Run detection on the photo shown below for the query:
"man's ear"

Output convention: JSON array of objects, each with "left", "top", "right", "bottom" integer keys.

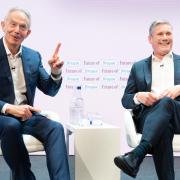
[
  {"left": 1, "top": 21, "right": 6, "bottom": 32},
  {"left": 26, "top": 29, "right": 31, "bottom": 38},
  {"left": 148, "top": 35, "right": 152, "bottom": 45}
]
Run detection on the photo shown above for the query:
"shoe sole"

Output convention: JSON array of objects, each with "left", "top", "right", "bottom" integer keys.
[{"left": 114, "top": 157, "right": 137, "bottom": 178}]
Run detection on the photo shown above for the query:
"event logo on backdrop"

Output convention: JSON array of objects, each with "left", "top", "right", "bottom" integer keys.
[{"left": 64, "top": 59, "right": 135, "bottom": 90}]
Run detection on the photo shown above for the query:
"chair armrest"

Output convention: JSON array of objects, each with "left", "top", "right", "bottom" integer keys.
[
  {"left": 40, "top": 110, "right": 60, "bottom": 122},
  {"left": 124, "top": 109, "right": 140, "bottom": 148}
]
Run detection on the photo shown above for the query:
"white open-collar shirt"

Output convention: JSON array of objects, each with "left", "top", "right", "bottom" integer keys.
[
  {"left": 3, "top": 37, "right": 27, "bottom": 106},
  {"left": 134, "top": 51, "right": 174, "bottom": 104}
]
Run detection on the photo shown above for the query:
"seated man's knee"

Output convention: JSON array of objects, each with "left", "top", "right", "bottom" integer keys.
[
  {"left": 56, "top": 122, "right": 64, "bottom": 132},
  {"left": 51, "top": 121, "right": 64, "bottom": 133},
  {"left": 158, "top": 97, "right": 173, "bottom": 107},
  {"left": 3, "top": 118, "right": 21, "bottom": 135}
]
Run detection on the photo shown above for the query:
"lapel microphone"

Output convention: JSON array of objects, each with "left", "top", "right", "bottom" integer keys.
[
  {"left": 160, "top": 64, "right": 164, "bottom": 67},
  {"left": 11, "top": 66, "right": 16, "bottom": 70}
]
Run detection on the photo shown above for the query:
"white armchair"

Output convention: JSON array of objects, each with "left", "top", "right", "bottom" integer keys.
[
  {"left": 0, "top": 110, "right": 60, "bottom": 180},
  {"left": 22, "top": 110, "right": 60, "bottom": 153},
  {"left": 124, "top": 109, "right": 180, "bottom": 152}
]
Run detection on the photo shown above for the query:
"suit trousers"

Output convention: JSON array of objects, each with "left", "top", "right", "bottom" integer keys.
[
  {"left": 139, "top": 97, "right": 180, "bottom": 180},
  {"left": 0, "top": 114, "right": 70, "bottom": 180}
]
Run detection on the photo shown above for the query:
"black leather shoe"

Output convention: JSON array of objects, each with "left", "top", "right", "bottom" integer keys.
[{"left": 114, "top": 152, "right": 141, "bottom": 178}]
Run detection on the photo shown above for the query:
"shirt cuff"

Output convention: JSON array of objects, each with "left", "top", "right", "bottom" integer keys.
[
  {"left": 51, "top": 69, "right": 62, "bottom": 80},
  {"left": 51, "top": 68, "right": 61, "bottom": 75},
  {"left": 133, "top": 93, "right": 141, "bottom": 105},
  {"left": 1, "top": 103, "right": 9, "bottom": 114}
]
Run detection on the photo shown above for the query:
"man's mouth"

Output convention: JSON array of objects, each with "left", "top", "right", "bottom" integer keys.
[
  {"left": 159, "top": 42, "right": 170, "bottom": 46},
  {"left": 12, "top": 35, "right": 20, "bottom": 41}
]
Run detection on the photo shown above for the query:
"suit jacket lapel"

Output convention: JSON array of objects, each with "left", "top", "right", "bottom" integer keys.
[
  {"left": 0, "top": 38, "right": 12, "bottom": 77},
  {"left": 21, "top": 47, "right": 30, "bottom": 80},
  {"left": 144, "top": 56, "right": 152, "bottom": 91},
  {"left": 173, "top": 53, "right": 180, "bottom": 85},
  {"left": 21, "top": 47, "right": 33, "bottom": 105},
  {"left": 0, "top": 38, "right": 15, "bottom": 103}
]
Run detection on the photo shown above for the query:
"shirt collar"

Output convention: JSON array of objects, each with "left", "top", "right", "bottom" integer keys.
[
  {"left": 152, "top": 51, "right": 173, "bottom": 62},
  {"left": 3, "top": 37, "right": 22, "bottom": 58}
]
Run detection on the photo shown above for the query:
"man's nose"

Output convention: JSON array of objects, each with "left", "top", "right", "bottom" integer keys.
[
  {"left": 14, "top": 25, "right": 20, "bottom": 33},
  {"left": 162, "top": 34, "right": 168, "bottom": 39}
]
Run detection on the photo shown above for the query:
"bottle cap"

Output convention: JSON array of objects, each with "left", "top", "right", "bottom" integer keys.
[{"left": 77, "top": 86, "right": 81, "bottom": 90}]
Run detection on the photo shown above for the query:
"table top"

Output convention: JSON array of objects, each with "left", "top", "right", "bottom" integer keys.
[{"left": 66, "top": 123, "right": 120, "bottom": 132}]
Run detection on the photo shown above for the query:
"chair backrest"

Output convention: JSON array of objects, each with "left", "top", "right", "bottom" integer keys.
[{"left": 124, "top": 109, "right": 180, "bottom": 152}]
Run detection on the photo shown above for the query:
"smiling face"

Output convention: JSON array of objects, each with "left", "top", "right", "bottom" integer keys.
[
  {"left": 1, "top": 10, "right": 31, "bottom": 54},
  {"left": 148, "top": 23, "right": 173, "bottom": 60}
]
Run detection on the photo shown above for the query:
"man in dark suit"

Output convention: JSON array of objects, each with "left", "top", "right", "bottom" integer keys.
[
  {"left": 114, "top": 20, "right": 180, "bottom": 180},
  {"left": 0, "top": 7, "right": 70, "bottom": 180}
]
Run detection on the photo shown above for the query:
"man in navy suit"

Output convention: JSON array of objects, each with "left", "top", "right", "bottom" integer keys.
[
  {"left": 114, "top": 20, "right": 180, "bottom": 180},
  {"left": 0, "top": 8, "right": 70, "bottom": 180}
]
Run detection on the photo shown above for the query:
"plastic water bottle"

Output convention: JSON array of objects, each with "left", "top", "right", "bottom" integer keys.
[{"left": 69, "top": 86, "right": 84, "bottom": 125}]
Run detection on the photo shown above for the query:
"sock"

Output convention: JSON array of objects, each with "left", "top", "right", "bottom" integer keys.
[{"left": 132, "top": 140, "right": 152, "bottom": 160}]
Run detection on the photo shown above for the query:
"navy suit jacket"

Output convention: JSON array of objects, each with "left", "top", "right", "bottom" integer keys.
[
  {"left": 121, "top": 53, "right": 180, "bottom": 131},
  {"left": 0, "top": 38, "right": 62, "bottom": 112}
]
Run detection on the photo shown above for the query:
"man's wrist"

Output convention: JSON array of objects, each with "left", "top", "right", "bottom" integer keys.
[
  {"left": 51, "top": 69, "right": 62, "bottom": 80},
  {"left": 133, "top": 93, "right": 141, "bottom": 105},
  {"left": 51, "top": 72, "right": 61, "bottom": 79},
  {"left": 1, "top": 103, "right": 10, "bottom": 114}
]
